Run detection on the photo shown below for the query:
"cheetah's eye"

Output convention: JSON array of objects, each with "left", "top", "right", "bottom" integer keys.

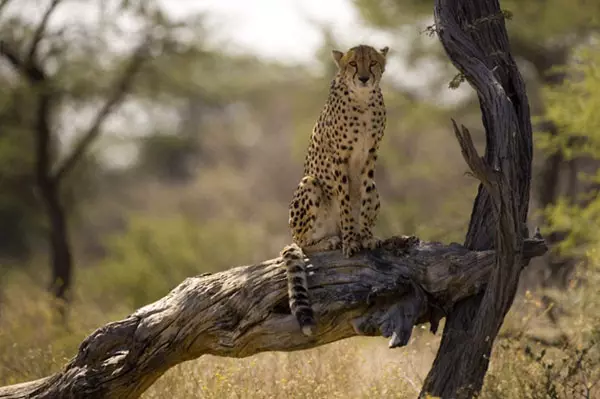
[
  {"left": 349, "top": 61, "right": 357, "bottom": 67},
  {"left": 370, "top": 61, "right": 377, "bottom": 67}
]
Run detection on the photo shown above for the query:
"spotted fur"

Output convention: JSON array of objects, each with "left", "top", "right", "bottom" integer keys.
[
  {"left": 283, "top": 44, "right": 389, "bottom": 335},
  {"left": 281, "top": 243, "right": 315, "bottom": 336}
]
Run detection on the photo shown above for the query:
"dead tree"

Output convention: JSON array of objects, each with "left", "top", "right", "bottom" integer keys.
[
  {"left": 420, "top": 0, "right": 535, "bottom": 397},
  {"left": 0, "top": 0, "right": 543, "bottom": 397}
]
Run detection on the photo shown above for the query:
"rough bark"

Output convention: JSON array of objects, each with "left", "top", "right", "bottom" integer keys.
[
  {"left": 421, "top": 0, "right": 534, "bottom": 397},
  {"left": 0, "top": 235, "right": 547, "bottom": 399}
]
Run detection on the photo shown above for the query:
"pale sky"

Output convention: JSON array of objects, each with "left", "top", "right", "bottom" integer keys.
[
  {"left": 162, "top": 0, "right": 469, "bottom": 102},
  {"left": 159, "top": 0, "right": 459, "bottom": 99},
  {"left": 162, "top": 0, "right": 378, "bottom": 64},
  {"left": 11, "top": 0, "right": 373, "bottom": 64},
  {"left": 8, "top": 0, "right": 455, "bottom": 95}
]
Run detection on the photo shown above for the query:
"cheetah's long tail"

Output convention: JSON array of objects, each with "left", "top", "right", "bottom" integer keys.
[{"left": 280, "top": 243, "right": 315, "bottom": 336}]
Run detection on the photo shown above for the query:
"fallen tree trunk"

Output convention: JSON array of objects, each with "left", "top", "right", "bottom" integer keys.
[{"left": 0, "top": 236, "right": 546, "bottom": 399}]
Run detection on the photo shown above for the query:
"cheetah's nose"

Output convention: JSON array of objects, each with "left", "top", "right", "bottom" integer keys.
[{"left": 358, "top": 76, "right": 369, "bottom": 83}]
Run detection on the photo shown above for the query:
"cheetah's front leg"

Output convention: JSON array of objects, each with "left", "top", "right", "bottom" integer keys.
[
  {"left": 359, "top": 151, "right": 382, "bottom": 250},
  {"left": 336, "top": 158, "right": 362, "bottom": 257}
]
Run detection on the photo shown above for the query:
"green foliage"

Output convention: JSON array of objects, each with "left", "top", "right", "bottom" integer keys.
[
  {"left": 448, "top": 73, "right": 465, "bottom": 90},
  {"left": 0, "top": 0, "right": 214, "bottom": 260},
  {"left": 540, "top": 50, "right": 600, "bottom": 160},
  {"left": 540, "top": 47, "right": 600, "bottom": 255},
  {"left": 540, "top": 197, "right": 600, "bottom": 257},
  {"left": 84, "top": 215, "right": 263, "bottom": 308}
]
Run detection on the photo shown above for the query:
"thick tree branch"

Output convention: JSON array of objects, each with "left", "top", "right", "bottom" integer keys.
[
  {"left": 0, "top": 41, "right": 46, "bottom": 82},
  {"left": 52, "top": 40, "right": 149, "bottom": 181},
  {"left": 0, "top": 236, "right": 547, "bottom": 398}
]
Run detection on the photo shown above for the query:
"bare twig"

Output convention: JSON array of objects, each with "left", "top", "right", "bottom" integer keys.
[{"left": 26, "top": 0, "right": 63, "bottom": 65}]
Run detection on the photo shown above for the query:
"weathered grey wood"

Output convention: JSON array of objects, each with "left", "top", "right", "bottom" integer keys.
[
  {"left": 0, "top": 236, "right": 546, "bottom": 399},
  {"left": 421, "top": 0, "right": 535, "bottom": 397}
]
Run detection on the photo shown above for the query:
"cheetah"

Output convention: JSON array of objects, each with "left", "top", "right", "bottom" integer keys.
[{"left": 281, "top": 44, "right": 389, "bottom": 335}]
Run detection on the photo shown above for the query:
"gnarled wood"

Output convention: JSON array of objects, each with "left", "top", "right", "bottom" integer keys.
[
  {"left": 0, "top": 236, "right": 546, "bottom": 399},
  {"left": 421, "top": 0, "right": 535, "bottom": 397}
]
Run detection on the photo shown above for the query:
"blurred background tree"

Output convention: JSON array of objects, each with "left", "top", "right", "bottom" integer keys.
[{"left": 0, "top": 0, "right": 184, "bottom": 309}]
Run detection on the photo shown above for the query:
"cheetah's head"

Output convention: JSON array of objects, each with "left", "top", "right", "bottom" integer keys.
[{"left": 332, "top": 45, "right": 389, "bottom": 90}]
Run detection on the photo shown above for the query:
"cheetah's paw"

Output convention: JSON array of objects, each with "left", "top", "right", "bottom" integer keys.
[
  {"left": 342, "top": 240, "right": 362, "bottom": 258},
  {"left": 361, "top": 236, "right": 382, "bottom": 251},
  {"left": 325, "top": 236, "right": 342, "bottom": 250}
]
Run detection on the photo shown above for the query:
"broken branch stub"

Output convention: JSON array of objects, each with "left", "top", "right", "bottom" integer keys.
[{"left": 0, "top": 235, "right": 546, "bottom": 399}]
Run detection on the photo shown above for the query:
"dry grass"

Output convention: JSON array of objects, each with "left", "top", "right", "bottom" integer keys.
[
  {"left": 0, "top": 270, "right": 436, "bottom": 398},
  {"left": 144, "top": 336, "right": 435, "bottom": 399},
  {"left": 0, "top": 272, "right": 129, "bottom": 386},
  {"left": 1, "top": 267, "right": 597, "bottom": 398}
]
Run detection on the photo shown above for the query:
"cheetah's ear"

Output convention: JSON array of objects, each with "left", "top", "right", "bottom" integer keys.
[
  {"left": 380, "top": 46, "right": 389, "bottom": 57},
  {"left": 332, "top": 50, "right": 344, "bottom": 67}
]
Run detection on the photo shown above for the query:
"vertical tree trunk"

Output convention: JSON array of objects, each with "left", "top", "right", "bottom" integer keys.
[
  {"left": 34, "top": 88, "right": 73, "bottom": 312},
  {"left": 42, "top": 181, "right": 73, "bottom": 304},
  {"left": 420, "top": 0, "right": 534, "bottom": 397}
]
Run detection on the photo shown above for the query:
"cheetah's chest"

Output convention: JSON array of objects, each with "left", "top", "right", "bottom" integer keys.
[
  {"left": 347, "top": 109, "right": 379, "bottom": 178},
  {"left": 345, "top": 107, "right": 381, "bottom": 218}
]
